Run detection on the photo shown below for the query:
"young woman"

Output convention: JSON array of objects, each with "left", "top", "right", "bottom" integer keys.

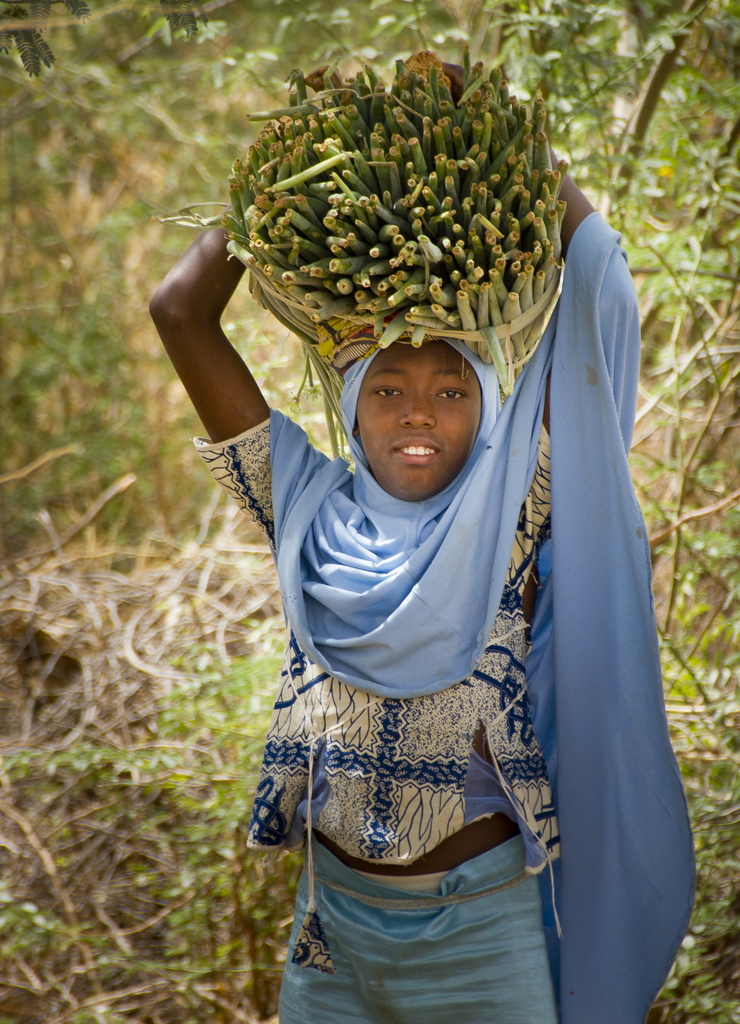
[{"left": 150, "top": 92, "right": 694, "bottom": 1024}]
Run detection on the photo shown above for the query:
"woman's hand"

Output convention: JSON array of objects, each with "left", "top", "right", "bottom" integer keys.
[{"left": 440, "top": 61, "right": 465, "bottom": 103}]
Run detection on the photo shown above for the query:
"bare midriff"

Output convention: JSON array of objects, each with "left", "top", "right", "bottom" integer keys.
[{"left": 315, "top": 812, "right": 519, "bottom": 876}]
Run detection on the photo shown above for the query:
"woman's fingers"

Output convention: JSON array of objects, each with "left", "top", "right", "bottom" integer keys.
[{"left": 441, "top": 62, "right": 464, "bottom": 104}]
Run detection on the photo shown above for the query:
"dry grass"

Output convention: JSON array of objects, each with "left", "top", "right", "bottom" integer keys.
[
  {"left": 0, "top": 498, "right": 280, "bottom": 753},
  {"left": 0, "top": 498, "right": 287, "bottom": 1024}
]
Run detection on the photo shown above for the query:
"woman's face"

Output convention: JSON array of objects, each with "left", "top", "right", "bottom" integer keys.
[{"left": 354, "top": 340, "right": 482, "bottom": 502}]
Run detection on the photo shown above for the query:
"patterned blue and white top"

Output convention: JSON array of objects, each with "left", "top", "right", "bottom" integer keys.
[{"left": 195, "top": 419, "right": 559, "bottom": 873}]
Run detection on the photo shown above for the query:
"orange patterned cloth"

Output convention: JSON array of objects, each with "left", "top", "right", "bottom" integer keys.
[{"left": 314, "top": 319, "right": 380, "bottom": 374}]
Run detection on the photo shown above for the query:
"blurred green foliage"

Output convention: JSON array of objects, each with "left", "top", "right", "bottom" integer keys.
[
  {"left": 0, "top": 2, "right": 206, "bottom": 76},
  {"left": 2, "top": 0, "right": 739, "bottom": 1020},
  {"left": 0, "top": 649, "right": 300, "bottom": 1022}
]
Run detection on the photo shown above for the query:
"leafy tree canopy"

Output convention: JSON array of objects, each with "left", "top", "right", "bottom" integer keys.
[{"left": 0, "top": 0, "right": 204, "bottom": 75}]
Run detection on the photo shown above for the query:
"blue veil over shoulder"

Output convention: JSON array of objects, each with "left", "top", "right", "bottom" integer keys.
[
  {"left": 529, "top": 214, "right": 695, "bottom": 1020},
  {"left": 268, "top": 213, "right": 694, "bottom": 1023}
]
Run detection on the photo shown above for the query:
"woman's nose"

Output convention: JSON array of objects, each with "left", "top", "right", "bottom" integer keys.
[{"left": 401, "top": 395, "right": 435, "bottom": 427}]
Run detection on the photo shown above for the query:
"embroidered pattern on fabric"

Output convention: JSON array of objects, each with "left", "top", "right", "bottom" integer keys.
[
  {"left": 201, "top": 421, "right": 559, "bottom": 865},
  {"left": 196, "top": 423, "right": 274, "bottom": 546},
  {"left": 291, "top": 909, "right": 336, "bottom": 974},
  {"left": 247, "top": 599, "right": 559, "bottom": 864}
]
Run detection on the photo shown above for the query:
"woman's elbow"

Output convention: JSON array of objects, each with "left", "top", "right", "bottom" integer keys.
[{"left": 149, "top": 281, "right": 189, "bottom": 334}]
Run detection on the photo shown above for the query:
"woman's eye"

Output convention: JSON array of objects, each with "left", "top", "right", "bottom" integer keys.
[
  {"left": 440, "top": 389, "right": 464, "bottom": 399},
  {"left": 376, "top": 387, "right": 400, "bottom": 397}
]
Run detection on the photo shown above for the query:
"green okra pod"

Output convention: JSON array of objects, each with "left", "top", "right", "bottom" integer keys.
[
  {"left": 502, "top": 291, "right": 521, "bottom": 323},
  {"left": 410, "top": 324, "right": 427, "bottom": 346},
  {"left": 246, "top": 102, "right": 320, "bottom": 121},
  {"left": 429, "top": 281, "right": 458, "bottom": 307},
  {"left": 431, "top": 303, "right": 463, "bottom": 326},
  {"left": 283, "top": 208, "right": 326, "bottom": 244},
  {"left": 550, "top": 166, "right": 566, "bottom": 201},
  {"left": 533, "top": 131, "right": 551, "bottom": 177},
  {"left": 389, "top": 161, "right": 403, "bottom": 205},
  {"left": 353, "top": 217, "right": 379, "bottom": 244},
  {"left": 546, "top": 208, "right": 562, "bottom": 263},
  {"left": 533, "top": 269, "right": 546, "bottom": 303},
  {"left": 456, "top": 288, "right": 478, "bottom": 331},
  {"left": 489, "top": 266, "right": 509, "bottom": 308},
  {"left": 432, "top": 123, "right": 447, "bottom": 159},
  {"left": 518, "top": 265, "right": 534, "bottom": 310},
  {"left": 477, "top": 281, "right": 492, "bottom": 328}
]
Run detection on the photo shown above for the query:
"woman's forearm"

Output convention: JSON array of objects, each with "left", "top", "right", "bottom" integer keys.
[
  {"left": 150, "top": 228, "right": 269, "bottom": 443},
  {"left": 549, "top": 147, "right": 596, "bottom": 257},
  {"left": 557, "top": 171, "right": 596, "bottom": 258}
]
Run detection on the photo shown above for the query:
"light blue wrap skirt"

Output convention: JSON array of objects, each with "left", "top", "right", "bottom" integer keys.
[{"left": 279, "top": 835, "right": 560, "bottom": 1024}]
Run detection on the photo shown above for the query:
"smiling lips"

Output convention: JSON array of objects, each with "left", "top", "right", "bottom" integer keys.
[{"left": 396, "top": 444, "right": 439, "bottom": 458}]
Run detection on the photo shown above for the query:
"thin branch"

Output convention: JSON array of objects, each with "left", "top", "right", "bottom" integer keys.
[
  {"left": 723, "top": 109, "right": 740, "bottom": 158},
  {"left": 14, "top": 473, "right": 137, "bottom": 568},
  {"left": 0, "top": 1, "right": 130, "bottom": 34},
  {"left": 631, "top": 267, "right": 740, "bottom": 284},
  {"left": 45, "top": 981, "right": 171, "bottom": 1024},
  {"left": 118, "top": 891, "right": 194, "bottom": 936},
  {"left": 657, "top": 629, "right": 710, "bottom": 702},
  {"left": 649, "top": 484, "right": 740, "bottom": 549},
  {"left": 0, "top": 797, "right": 104, "bottom": 994},
  {"left": 0, "top": 445, "right": 78, "bottom": 485},
  {"left": 114, "top": 0, "right": 240, "bottom": 67},
  {"left": 0, "top": 798, "right": 78, "bottom": 920}
]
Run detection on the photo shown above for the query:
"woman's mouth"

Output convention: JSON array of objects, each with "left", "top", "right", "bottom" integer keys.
[
  {"left": 393, "top": 443, "right": 440, "bottom": 465},
  {"left": 399, "top": 446, "right": 437, "bottom": 456}
]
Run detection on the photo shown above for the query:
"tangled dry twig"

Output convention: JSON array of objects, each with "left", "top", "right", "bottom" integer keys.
[
  {"left": 0, "top": 498, "right": 281, "bottom": 754},
  {"left": 0, "top": 497, "right": 286, "bottom": 1023}
]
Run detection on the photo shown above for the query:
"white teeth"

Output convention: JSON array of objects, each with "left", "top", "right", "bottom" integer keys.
[{"left": 402, "top": 446, "right": 435, "bottom": 455}]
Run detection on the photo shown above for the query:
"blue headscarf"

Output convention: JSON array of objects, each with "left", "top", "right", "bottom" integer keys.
[{"left": 271, "top": 333, "right": 550, "bottom": 696}]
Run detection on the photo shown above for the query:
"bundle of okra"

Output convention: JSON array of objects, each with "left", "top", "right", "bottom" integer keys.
[{"left": 224, "top": 50, "right": 566, "bottom": 417}]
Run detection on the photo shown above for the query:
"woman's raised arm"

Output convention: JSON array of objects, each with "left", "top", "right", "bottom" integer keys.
[
  {"left": 554, "top": 164, "right": 596, "bottom": 258},
  {"left": 150, "top": 228, "right": 269, "bottom": 443}
]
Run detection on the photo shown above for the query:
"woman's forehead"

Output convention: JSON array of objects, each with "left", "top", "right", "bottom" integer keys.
[{"left": 363, "top": 340, "right": 479, "bottom": 382}]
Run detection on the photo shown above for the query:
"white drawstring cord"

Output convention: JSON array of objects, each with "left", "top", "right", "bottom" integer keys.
[
  {"left": 484, "top": 691, "right": 562, "bottom": 940},
  {"left": 305, "top": 740, "right": 318, "bottom": 912}
]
